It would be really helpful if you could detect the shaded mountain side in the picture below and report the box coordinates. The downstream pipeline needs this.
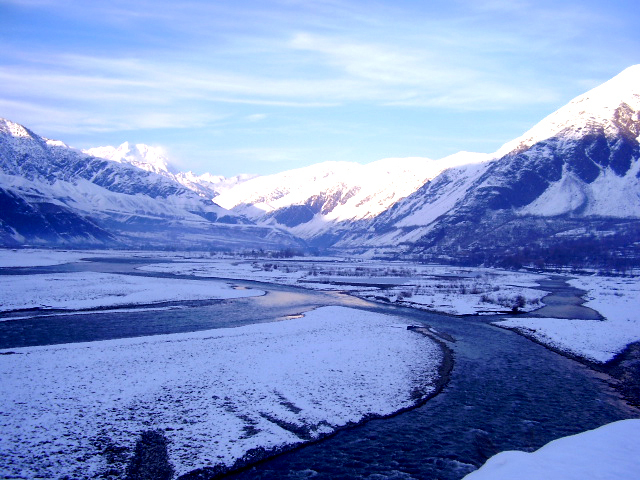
[0,118,303,250]
[0,187,116,247]
[327,66,640,268]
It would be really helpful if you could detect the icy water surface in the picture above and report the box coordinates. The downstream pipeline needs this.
[528,275,602,320]
[0,259,636,479]
[227,304,632,479]
[0,259,366,348]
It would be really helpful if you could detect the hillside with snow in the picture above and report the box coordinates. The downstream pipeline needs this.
[215,152,493,242]
[333,65,640,265]
[84,142,257,200]
[0,119,300,249]
[2,65,640,264]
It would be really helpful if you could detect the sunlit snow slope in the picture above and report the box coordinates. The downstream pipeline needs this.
[215,153,492,242]
[84,142,257,200]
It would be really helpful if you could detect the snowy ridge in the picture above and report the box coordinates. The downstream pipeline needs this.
[3,65,640,254]
[215,152,493,239]
[0,118,301,249]
[84,142,175,175]
[496,64,640,157]
[332,158,494,249]
[84,142,257,199]
[395,160,493,227]
[174,170,258,198]
[333,65,640,255]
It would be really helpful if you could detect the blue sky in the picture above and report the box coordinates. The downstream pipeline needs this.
[1,0,639,176]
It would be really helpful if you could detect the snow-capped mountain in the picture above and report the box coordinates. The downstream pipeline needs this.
[174,171,258,198]
[336,65,640,263]
[0,119,300,249]
[215,152,492,243]
[3,65,639,261]
[84,142,257,200]
[83,142,175,176]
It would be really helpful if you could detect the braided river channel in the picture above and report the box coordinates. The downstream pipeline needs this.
[0,258,637,479]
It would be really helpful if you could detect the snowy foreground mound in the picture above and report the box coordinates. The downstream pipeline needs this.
[0,306,443,478]
[464,419,640,480]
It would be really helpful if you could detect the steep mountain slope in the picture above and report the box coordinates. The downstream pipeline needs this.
[338,65,640,266]
[84,142,257,199]
[215,152,492,243]
[0,119,300,249]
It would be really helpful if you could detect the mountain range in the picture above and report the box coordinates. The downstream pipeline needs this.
[0,122,300,250]
[1,65,639,267]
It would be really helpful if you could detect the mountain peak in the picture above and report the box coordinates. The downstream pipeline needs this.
[496,65,640,157]
[0,118,35,139]
[84,142,175,175]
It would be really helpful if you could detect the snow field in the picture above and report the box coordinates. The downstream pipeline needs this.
[0,271,263,313]
[0,248,93,267]
[463,419,640,480]
[495,275,640,363]
[0,306,444,478]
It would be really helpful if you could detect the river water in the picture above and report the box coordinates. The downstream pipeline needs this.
[0,259,636,479]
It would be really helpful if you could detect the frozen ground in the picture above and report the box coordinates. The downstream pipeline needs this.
[0,248,95,267]
[463,419,640,480]
[0,248,219,268]
[495,275,640,363]
[140,257,547,315]
[0,272,263,314]
[0,306,443,478]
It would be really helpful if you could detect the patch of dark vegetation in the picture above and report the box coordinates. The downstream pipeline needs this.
[93,436,129,479]
[125,430,174,480]
[273,391,303,414]
[601,341,640,409]
[409,217,640,274]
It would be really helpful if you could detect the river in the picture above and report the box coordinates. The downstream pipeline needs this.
[0,258,636,479]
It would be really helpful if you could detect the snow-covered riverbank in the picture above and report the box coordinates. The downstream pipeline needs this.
[139,257,547,315]
[0,248,93,267]
[494,275,640,363]
[0,272,263,314]
[0,306,444,478]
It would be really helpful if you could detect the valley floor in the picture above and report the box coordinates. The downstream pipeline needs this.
[0,249,639,479]
[137,252,640,367]
[0,249,446,479]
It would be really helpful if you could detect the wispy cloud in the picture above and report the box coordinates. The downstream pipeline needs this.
[208,147,308,164]
[246,114,267,122]
[1,0,638,175]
